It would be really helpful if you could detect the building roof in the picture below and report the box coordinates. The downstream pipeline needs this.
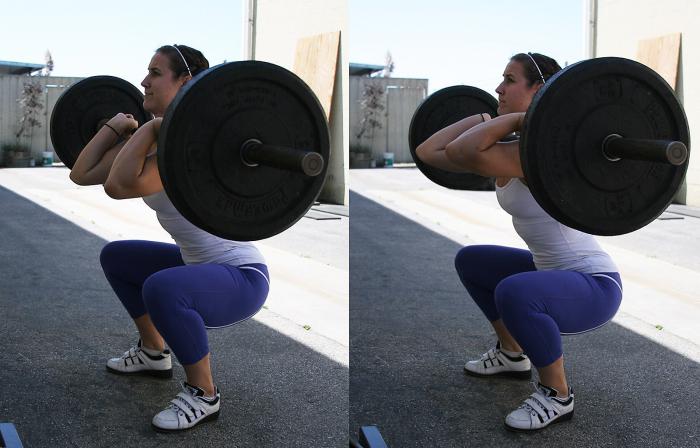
[0,60,45,75]
[350,63,385,76]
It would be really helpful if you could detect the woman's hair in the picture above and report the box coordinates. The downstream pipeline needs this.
[510,53,562,86]
[155,44,210,78]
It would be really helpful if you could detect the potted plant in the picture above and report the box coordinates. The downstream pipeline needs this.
[1,143,32,167]
[350,144,374,169]
[5,81,44,167]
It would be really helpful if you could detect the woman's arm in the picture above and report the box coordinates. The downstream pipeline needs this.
[415,113,491,172]
[444,112,525,178]
[69,113,137,186]
[104,118,164,199]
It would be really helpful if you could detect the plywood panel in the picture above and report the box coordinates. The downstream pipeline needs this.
[636,33,681,89]
[293,31,341,121]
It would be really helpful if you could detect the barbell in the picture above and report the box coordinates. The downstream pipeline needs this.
[408,57,690,236]
[50,61,330,241]
[409,85,499,191]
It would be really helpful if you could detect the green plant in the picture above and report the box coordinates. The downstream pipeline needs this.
[15,81,44,145]
[2,142,31,167]
[2,142,30,154]
[355,81,385,140]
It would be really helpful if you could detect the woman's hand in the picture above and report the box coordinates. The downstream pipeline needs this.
[442,113,525,178]
[104,118,164,199]
[107,113,139,136]
[69,112,138,186]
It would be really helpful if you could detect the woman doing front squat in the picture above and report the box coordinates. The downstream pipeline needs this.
[69,45,270,432]
[416,52,623,432]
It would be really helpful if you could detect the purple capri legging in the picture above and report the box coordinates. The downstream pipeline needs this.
[455,245,622,367]
[100,240,270,365]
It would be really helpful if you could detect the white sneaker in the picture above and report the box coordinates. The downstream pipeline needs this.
[504,382,574,432]
[106,340,173,378]
[464,342,532,379]
[151,382,220,432]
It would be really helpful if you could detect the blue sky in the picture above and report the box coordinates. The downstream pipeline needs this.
[2,1,584,97]
[349,0,586,94]
[1,0,245,88]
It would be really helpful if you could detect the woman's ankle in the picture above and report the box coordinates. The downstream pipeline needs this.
[499,341,523,353]
[141,340,165,352]
[193,382,216,398]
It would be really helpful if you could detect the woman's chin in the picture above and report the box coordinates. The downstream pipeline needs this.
[143,99,158,116]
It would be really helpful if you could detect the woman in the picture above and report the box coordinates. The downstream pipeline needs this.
[69,45,270,432]
[416,53,623,432]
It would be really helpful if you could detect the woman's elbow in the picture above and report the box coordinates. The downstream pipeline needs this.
[69,170,95,186]
[415,143,430,162]
[103,179,127,199]
[103,183,120,199]
[69,171,83,185]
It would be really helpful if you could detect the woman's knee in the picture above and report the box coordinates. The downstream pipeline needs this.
[494,276,532,316]
[455,245,488,282]
[142,271,181,313]
[99,241,126,271]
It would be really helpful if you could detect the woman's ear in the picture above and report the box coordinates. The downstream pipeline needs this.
[532,82,544,95]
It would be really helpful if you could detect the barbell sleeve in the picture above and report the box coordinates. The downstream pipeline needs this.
[602,134,688,166]
[241,138,325,177]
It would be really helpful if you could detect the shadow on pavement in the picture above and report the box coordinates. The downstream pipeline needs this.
[350,190,699,448]
[0,186,347,448]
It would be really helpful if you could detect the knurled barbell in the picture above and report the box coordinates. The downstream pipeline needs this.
[50,60,330,241]
[409,57,690,236]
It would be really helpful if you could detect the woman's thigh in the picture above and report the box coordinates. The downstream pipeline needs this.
[143,263,270,327]
[495,270,622,334]
[100,240,184,285]
[455,245,536,291]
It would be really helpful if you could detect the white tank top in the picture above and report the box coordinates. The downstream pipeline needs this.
[142,190,266,267]
[496,178,618,273]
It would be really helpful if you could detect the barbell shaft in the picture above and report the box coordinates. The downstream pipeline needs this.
[602,134,688,166]
[241,139,325,177]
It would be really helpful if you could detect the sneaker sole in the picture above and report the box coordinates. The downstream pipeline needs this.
[151,410,220,433]
[504,409,574,432]
[463,367,532,380]
[106,365,173,379]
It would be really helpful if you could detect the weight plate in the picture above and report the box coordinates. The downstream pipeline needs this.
[50,76,151,168]
[408,85,498,190]
[521,57,690,236]
[158,61,330,241]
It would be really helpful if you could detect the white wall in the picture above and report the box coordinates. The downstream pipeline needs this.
[246,0,348,205]
[593,0,699,205]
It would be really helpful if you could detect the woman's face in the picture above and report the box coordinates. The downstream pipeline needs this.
[141,52,189,117]
[494,60,542,115]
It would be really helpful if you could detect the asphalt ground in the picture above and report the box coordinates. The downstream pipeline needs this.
[0,171,348,447]
[349,169,700,448]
